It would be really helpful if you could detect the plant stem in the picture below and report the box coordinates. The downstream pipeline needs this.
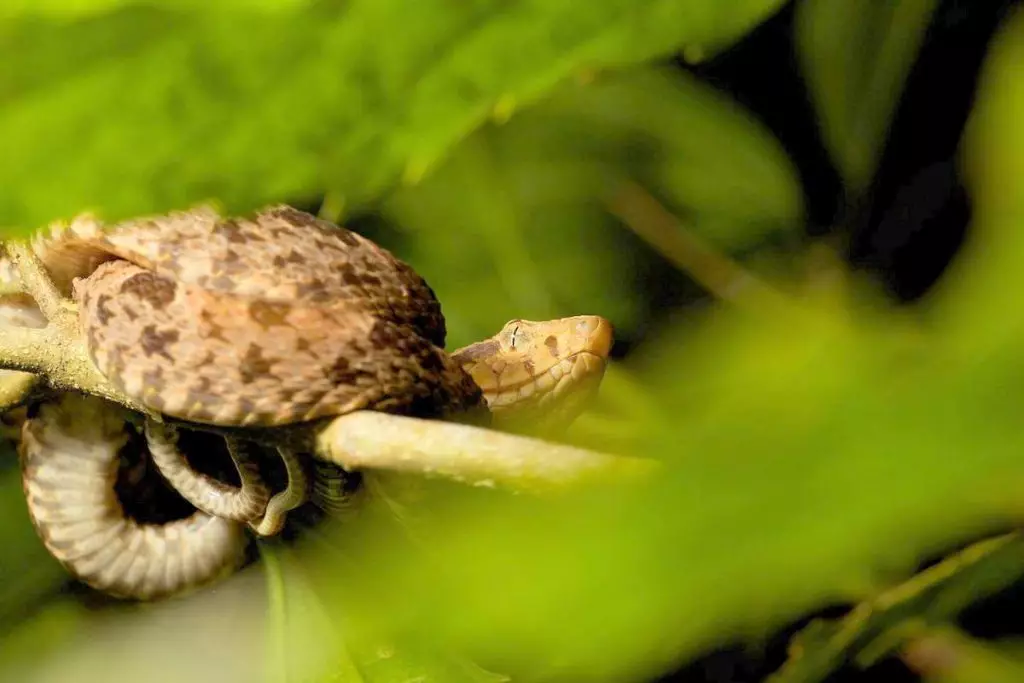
[315,411,657,493]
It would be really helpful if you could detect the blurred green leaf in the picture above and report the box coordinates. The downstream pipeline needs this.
[281,288,1024,682]
[0,466,67,623]
[384,66,803,344]
[0,0,312,20]
[263,545,510,683]
[0,599,87,679]
[0,0,787,234]
[7,4,1024,683]
[768,533,1024,683]
[795,0,938,190]
[926,6,1024,354]
[281,30,1024,674]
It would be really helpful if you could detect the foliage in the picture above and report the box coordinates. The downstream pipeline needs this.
[0,0,784,232]
[3,1,1024,682]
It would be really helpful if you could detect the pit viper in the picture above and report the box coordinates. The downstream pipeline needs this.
[1,205,613,599]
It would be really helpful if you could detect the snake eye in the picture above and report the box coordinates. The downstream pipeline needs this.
[509,325,520,349]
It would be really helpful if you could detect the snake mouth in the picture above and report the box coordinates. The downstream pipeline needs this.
[487,348,609,432]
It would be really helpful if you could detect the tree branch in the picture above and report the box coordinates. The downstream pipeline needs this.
[0,324,148,414]
[5,243,65,321]
[0,372,40,413]
[315,411,658,493]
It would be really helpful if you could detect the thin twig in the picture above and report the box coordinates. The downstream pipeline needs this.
[4,243,65,321]
[605,179,789,310]
[315,411,658,494]
[0,324,148,414]
[0,372,40,412]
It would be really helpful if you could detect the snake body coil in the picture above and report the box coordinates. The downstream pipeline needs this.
[20,394,246,600]
[3,205,614,600]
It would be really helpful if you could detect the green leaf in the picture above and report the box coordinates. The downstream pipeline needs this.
[794,0,938,191]
[768,533,1024,683]
[383,66,803,346]
[0,467,67,622]
[926,6,1024,354]
[0,0,787,234]
[0,0,312,20]
[282,283,1024,681]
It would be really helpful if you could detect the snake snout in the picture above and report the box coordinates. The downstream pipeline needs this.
[573,315,614,360]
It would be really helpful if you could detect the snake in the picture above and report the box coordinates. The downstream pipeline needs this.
[1,205,613,600]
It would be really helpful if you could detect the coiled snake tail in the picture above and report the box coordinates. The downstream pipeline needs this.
[146,422,271,522]
[20,394,247,600]
[247,448,310,537]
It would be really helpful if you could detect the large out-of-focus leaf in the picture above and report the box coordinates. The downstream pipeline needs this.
[0,0,787,234]
[768,533,1024,683]
[267,17,1024,680]
[282,282,1024,682]
[383,67,803,346]
[794,0,938,190]
[0,466,66,624]
[927,6,1024,354]
[0,0,312,20]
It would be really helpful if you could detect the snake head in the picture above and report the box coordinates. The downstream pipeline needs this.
[452,315,613,436]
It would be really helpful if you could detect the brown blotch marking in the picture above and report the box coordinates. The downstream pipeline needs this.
[213,219,249,244]
[294,277,327,295]
[544,335,559,356]
[248,300,291,328]
[338,263,365,287]
[368,320,398,350]
[200,311,230,343]
[239,344,274,384]
[271,249,306,268]
[92,294,115,326]
[139,324,179,362]
[268,206,318,228]
[327,354,370,386]
[268,225,296,240]
[452,339,500,363]
[298,284,333,303]
[329,228,361,248]
[295,337,311,352]
[120,271,177,308]
[218,250,248,274]
[417,347,445,373]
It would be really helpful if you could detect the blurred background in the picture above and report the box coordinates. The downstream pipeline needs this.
[4,1,1024,681]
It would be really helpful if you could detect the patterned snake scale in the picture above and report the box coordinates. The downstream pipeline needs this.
[54,205,485,426]
[3,205,614,599]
